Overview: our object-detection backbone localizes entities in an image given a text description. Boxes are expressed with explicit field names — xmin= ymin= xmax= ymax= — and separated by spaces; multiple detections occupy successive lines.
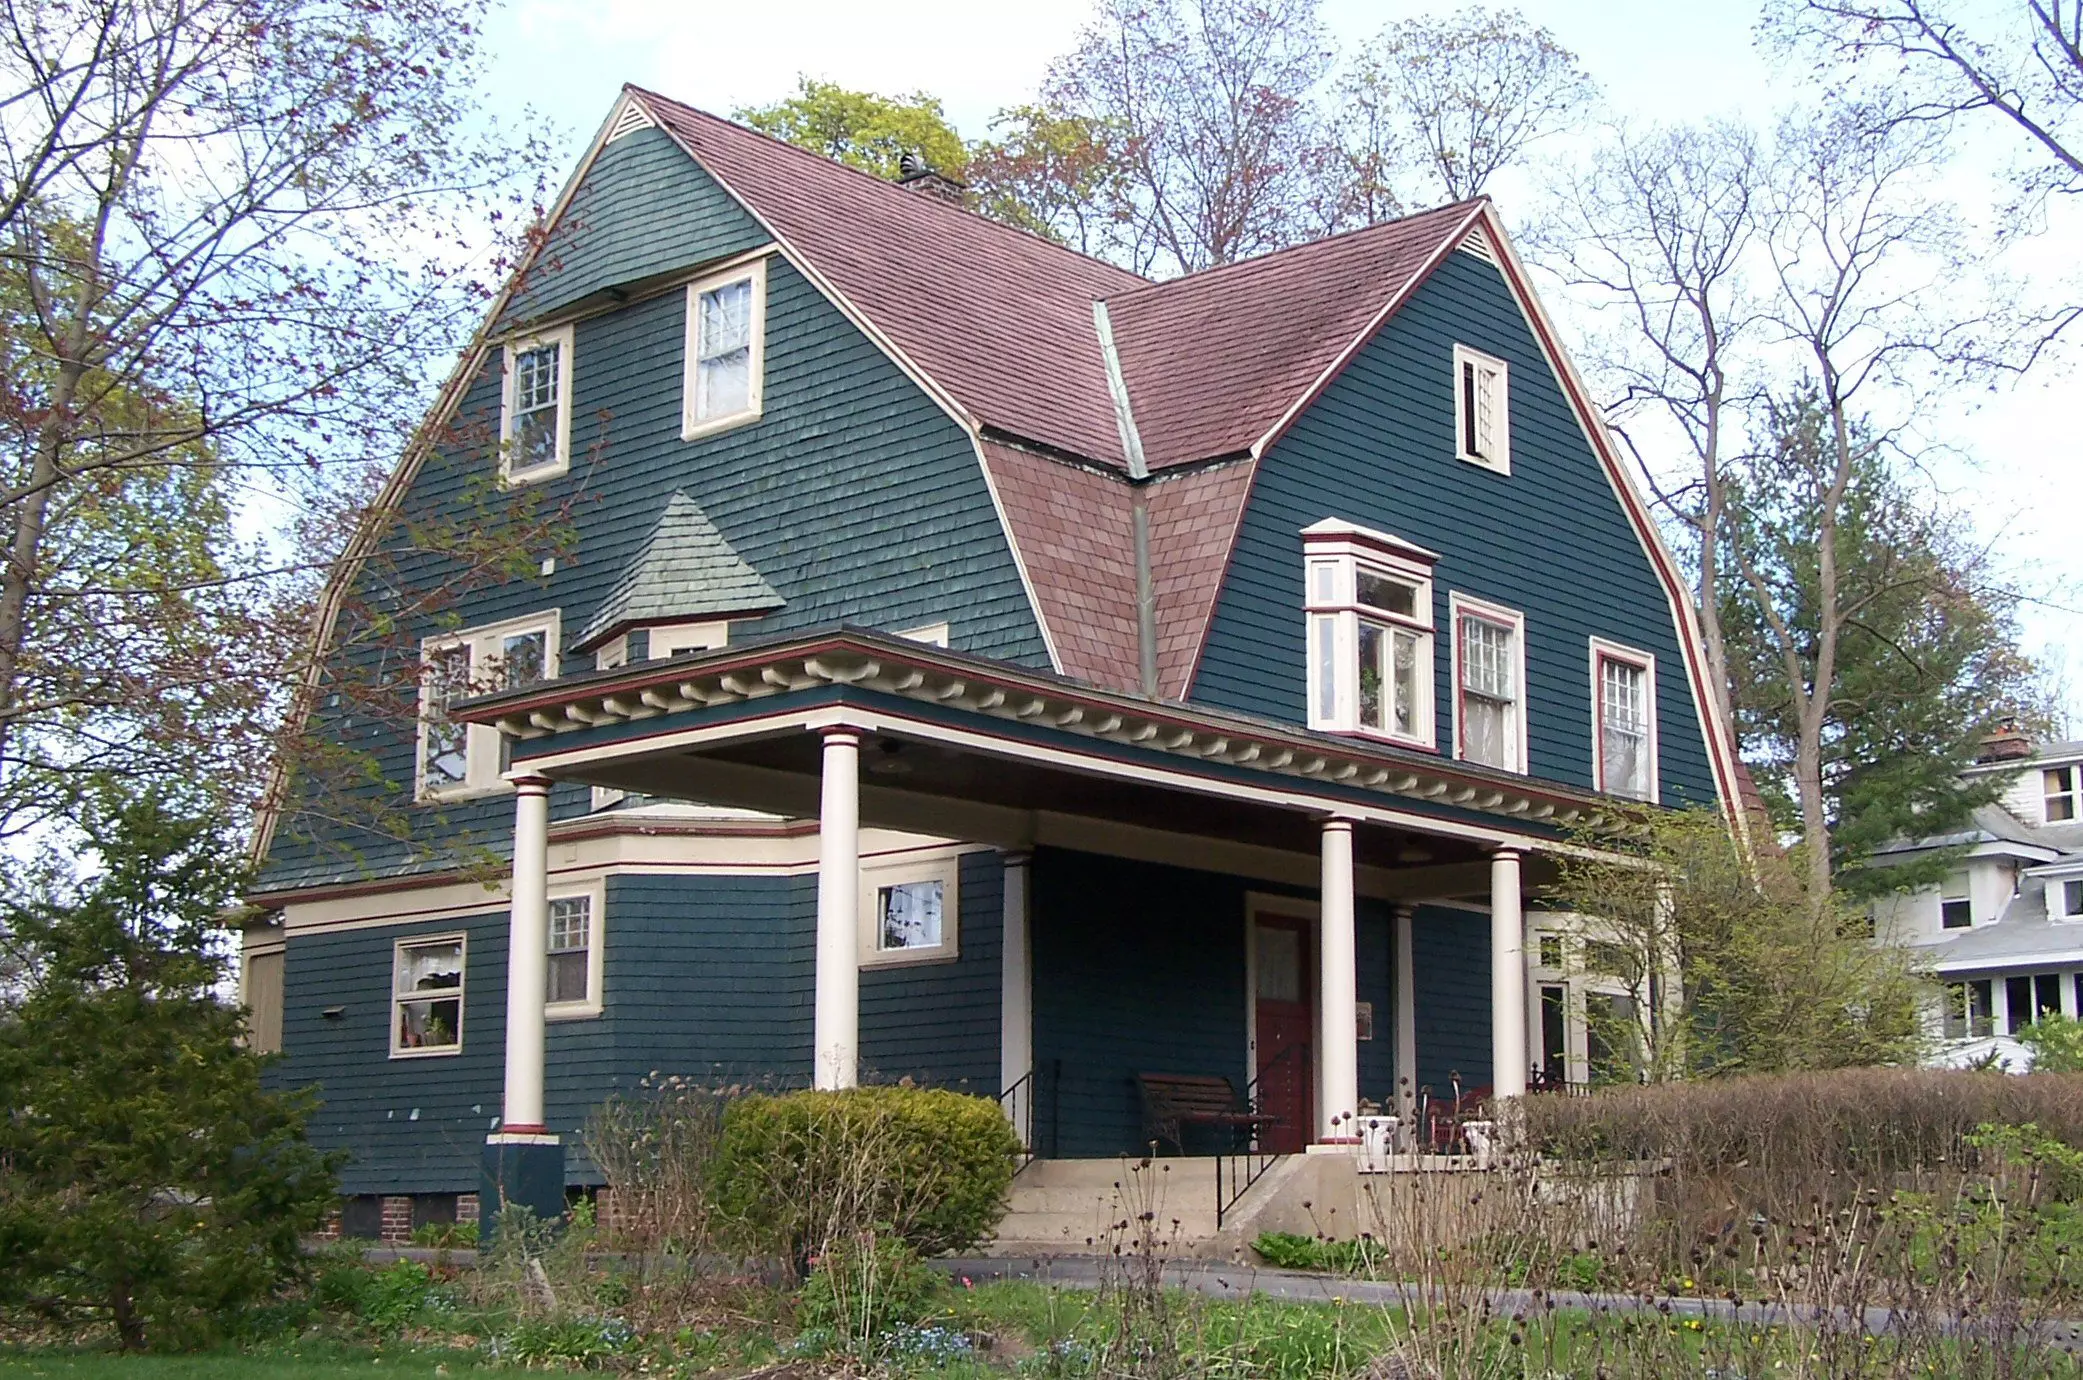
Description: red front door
xmin=1253 ymin=915 xmax=1315 ymax=1153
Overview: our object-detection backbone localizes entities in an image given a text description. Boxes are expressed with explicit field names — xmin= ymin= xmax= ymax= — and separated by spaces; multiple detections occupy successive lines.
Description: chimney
xmin=895 ymin=151 xmax=968 ymax=206
xmin=1977 ymin=718 xmax=2034 ymax=763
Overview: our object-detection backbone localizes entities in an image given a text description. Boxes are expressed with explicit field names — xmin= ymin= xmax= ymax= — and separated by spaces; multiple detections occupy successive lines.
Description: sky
xmin=474 ymin=0 xmax=2081 ymax=723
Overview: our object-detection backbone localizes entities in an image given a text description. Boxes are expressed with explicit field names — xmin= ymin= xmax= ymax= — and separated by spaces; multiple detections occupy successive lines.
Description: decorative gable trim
xmin=604 ymin=96 xmax=657 ymax=144
xmin=1457 ymin=225 xmax=1497 ymax=264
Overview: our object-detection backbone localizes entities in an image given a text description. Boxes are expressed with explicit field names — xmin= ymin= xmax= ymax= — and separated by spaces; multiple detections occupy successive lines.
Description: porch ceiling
xmin=457 ymin=626 xmax=1626 ymax=890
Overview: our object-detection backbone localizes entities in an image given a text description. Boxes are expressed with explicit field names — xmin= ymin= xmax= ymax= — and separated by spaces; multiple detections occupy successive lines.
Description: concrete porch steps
xmin=987 ymin=1156 xmax=1268 ymax=1259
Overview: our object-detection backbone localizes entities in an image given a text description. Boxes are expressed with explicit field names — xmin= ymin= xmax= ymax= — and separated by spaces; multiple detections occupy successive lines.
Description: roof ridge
xmin=624 ymin=84 xmax=1150 ymax=291
xmin=1106 ymin=199 xmax=1488 ymax=302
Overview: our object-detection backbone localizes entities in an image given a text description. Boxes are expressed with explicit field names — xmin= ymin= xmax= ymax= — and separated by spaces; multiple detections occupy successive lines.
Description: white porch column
xmin=814 ymin=728 xmax=862 ymax=1090
xmin=1318 ymin=818 xmax=1360 ymax=1142
xmin=501 ymin=776 xmax=553 ymax=1133
xmin=2063 ymin=971 xmax=2079 ymax=1021
xmin=1393 ymin=904 xmax=1418 ymax=1110
xmin=1000 ymin=851 xmax=1033 ymax=1146
xmin=1491 ymin=847 xmax=1528 ymax=1099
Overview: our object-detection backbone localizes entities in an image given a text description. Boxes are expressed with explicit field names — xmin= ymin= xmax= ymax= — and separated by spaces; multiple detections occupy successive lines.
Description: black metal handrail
xmin=1215 ymin=1041 xmax=1304 ymax=1227
xmin=997 ymin=1068 xmax=1037 ymax=1171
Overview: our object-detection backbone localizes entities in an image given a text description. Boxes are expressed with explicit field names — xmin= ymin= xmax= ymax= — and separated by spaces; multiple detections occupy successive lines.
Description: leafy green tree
xmin=0 ymin=789 xmax=340 ymax=1350
xmin=1721 ymin=392 xmax=2048 ymax=895
xmin=2018 ymin=1015 xmax=2083 ymax=1073
xmin=1550 ymin=807 xmax=1928 ymax=1081
xmin=966 ymin=104 xmax=1133 ymax=255
xmin=736 ymin=77 xmax=969 ymax=182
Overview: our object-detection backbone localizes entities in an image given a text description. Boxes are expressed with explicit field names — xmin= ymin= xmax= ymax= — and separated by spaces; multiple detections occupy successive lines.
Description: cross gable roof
xmin=575 ymin=491 xmax=783 ymax=651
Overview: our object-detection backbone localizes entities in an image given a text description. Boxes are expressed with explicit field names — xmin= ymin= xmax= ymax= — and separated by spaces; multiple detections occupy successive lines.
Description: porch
xmin=456 ymin=628 xmax=1631 ymax=1222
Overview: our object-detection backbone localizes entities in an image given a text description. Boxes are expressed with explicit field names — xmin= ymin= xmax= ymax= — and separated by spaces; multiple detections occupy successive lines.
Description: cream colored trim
xmin=857 ymin=848 xmax=964 ymax=968
xmin=1451 ymin=342 xmax=1510 ymax=475
xmin=647 ymin=620 xmax=731 ymax=659
xmin=282 ymin=830 xmax=984 ymax=936
xmin=390 ymin=932 xmax=467 ymax=1060
xmin=603 ymin=94 xmax=656 ymax=143
xmin=897 ymin=622 xmax=951 ymax=648
xmin=1588 ymin=637 xmax=1659 ymax=803
xmin=499 ymin=322 xmax=575 ymax=485
xmin=545 ymin=876 xmax=607 ymax=1020
xmin=681 ymin=256 xmax=768 ymax=440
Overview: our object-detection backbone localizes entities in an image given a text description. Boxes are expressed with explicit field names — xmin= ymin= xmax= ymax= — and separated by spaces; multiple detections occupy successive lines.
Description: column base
xmin=482 ymin=1133 xmax=565 ymax=1238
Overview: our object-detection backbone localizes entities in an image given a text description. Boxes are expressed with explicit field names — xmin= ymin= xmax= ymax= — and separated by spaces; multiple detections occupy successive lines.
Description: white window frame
xmin=417 ymin=610 xmax=561 ymax=802
xmin=2045 ymin=765 xmax=2080 ymax=824
xmin=1450 ymin=593 xmax=1528 ymax=775
xmin=1300 ymin=520 xmax=1437 ymax=749
xmin=1940 ymin=870 xmax=1973 ymax=930
xmin=390 ymin=933 xmax=467 ymax=1059
xmin=500 ymin=323 xmax=574 ymax=485
xmin=545 ymin=879 xmax=606 ymax=1020
xmin=646 ymin=620 xmax=731 ymax=660
xmin=1452 ymin=343 xmax=1510 ymax=475
xmin=897 ymin=622 xmax=951 ymax=647
xmin=1589 ymin=638 xmax=1658 ymax=802
xmin=682 ymin=257 xmax=768 ymax=441
xmin=858 ymin=851 xmax=962 ymax=968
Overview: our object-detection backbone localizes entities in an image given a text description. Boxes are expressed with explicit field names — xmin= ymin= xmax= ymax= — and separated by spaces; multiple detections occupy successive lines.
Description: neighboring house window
xmin=392 ymin=935 xmax=464 ymax=1057
xmin=1300 ymin=521 xmax=1438 ymax=747
xmin=501 ymin=324 xmax=573 ymax=484
xmin=683 ymin=257 xmax=768 ymax=439
xmin=1452 ymin=596 xmax=1526 ymax=773
xmin=1591 ymin=641 xmax=1656 ymax=801
xmin=2068 ymin=880 xmax=2083 ymax=917
xmin=1940 ymin=871 xmax=1972 ymax=930
xmin=858 ymin=853 xmax=961 ymax=966
xmin=1453 ymin=343 xmax=1509 ymax=473
xmin=546 ymin=887 xmax=602 ymax=1017
xmin=2046 ymin=766 xmax=2080 ymax=822
xmin=418 ymin=613 xmax=560 ymax=800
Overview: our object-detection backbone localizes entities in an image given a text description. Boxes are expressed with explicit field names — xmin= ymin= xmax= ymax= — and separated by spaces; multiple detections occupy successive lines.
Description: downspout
xmin=1093 ymin=301 xmax=1159 ymax=699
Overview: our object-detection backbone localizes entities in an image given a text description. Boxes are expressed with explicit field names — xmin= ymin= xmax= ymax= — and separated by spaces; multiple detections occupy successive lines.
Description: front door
xmin=1253 ymin=914 xmax=1315 ymax=1153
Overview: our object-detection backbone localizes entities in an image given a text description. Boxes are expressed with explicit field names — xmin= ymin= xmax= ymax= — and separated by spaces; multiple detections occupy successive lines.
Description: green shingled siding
xmin=278 ymin=858 xmax=1005 ymax=1195
xmin=1191 ymin=251 xmax=1720 ymax=808
xmin=262 ymin=133 xmax=1047 ymax=891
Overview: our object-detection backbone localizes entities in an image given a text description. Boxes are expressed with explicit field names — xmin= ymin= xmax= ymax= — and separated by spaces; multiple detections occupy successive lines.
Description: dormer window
xmin=1454 ymin=344 xmax=1509 ymax=473
xmin=1301 ymin=521 xmax=1437 ymax=748
xmin=501 ymin=325 xmax=573 ymax=484
xmin=684 ymin=257 xmax=768 ymax=439
xmin=1941 ymin=871 xmax=1972 ymax=929
xmin=2045 ymin=766 xmax=2079 ymax=823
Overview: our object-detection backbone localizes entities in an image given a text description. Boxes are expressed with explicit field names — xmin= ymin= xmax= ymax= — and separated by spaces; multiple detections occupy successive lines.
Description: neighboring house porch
xmin=457 ymin=627 xmax=1634 ymax=1224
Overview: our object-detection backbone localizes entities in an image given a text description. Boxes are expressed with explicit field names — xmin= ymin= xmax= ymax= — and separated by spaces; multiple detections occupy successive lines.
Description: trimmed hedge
xmin=713 ymin=1086 xmax=1020 ymax=1260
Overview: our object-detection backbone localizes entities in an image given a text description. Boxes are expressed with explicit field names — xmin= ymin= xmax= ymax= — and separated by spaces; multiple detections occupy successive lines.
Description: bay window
xmin=417 ymin=612 xmax=560 ymax=800
xmin=1452 ymin=596 xmax=1526 ymax=773
xmin=1300 ymin=520 xmax=1437 ymax=747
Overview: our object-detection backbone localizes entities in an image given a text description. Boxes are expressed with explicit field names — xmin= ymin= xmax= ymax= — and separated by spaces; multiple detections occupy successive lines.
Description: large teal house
xmin=244 ymin=87 xmax=1744 ymax=1234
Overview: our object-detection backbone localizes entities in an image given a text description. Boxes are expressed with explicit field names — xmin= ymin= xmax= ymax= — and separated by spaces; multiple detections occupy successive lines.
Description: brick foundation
xmin=457 ymin=1193 xmax=479 ymax=1227
xmin=379 ymin=1195 xmax=415 ymax=1245
xmin=313 ymin=1207 xmax=342 ymax=1242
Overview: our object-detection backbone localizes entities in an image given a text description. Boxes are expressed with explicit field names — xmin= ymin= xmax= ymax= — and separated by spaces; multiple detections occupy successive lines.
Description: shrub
xmin=714 ymin=1085 xmax=1020 ymax=1262
xmin=410 ymin=1220 xmax=479 ymax=1249
xmin=1250 ymin=1232 xmax=1385 ymax=1274
xmin=2019 ymin=1015 xmax=2083 ymax=1072
xmin=796 ymin=1231 xmax=941 ymax=1351
xmin=581 ymin=1077 xmax=737 ymax=1253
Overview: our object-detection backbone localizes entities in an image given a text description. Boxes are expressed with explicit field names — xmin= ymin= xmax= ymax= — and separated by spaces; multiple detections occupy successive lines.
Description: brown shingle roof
xmin=634 ymin=88 xmax=1144 ymax=467
xmin=624 ymin=88 xmax=1484 ymax=697
xmin=1102 ymin=202 xmax=1487 ymax=469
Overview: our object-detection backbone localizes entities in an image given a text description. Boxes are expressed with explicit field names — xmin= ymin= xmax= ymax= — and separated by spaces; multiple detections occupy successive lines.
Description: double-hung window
xmin=392 ymin=935 xmax=465 ymax=1057
xmin=1452 ymin=596 xmax=1526 ymax=773
xmin=418 ymin=612 xmax=560 ymax=800
xmin=2046 ymin=766 xmax=2080 ymax=823
xmin=1300 ymin=521 xmax=1436 ymax=747
xmin=1453 ymin=344 xmax=1509 ymax=473
xmin=1591 ymin=640 xmax=1657 ymax=801
xmin=546 ymin=885 xmax=603 ymax=1017
xmin=501 ymin=325 xmax=573 ymax=484
xmin=1940 ymin=871 xmax=1972 ymax=930
xmin=683 ymin=257 xmax=767 ymax=439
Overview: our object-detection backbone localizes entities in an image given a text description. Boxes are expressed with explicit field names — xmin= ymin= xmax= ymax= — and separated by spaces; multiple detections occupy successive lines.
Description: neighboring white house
xmin=1872 ymin=730 xmax=2083 ymax=1069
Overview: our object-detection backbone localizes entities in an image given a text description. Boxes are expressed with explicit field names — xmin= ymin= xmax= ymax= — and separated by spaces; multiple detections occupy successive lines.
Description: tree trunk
xmin=0 ymin=366 xmax=80 ymax=774
xmin=110 ymin=1276 xmax=144 ymax=1351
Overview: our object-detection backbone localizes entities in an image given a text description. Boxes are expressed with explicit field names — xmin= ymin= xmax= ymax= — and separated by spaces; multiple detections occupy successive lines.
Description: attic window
xmin=502 ymin=325 xmax=573 ymax=484
xmin=1453 ymin=344 xmax=1509 ymax=474
xmin=684 ymin=257 xmax=767 ymax=439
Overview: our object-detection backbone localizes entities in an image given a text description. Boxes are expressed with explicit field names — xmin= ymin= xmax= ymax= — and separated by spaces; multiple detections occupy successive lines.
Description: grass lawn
xmin=0 ymin=1344 xmax=491 ymax=1379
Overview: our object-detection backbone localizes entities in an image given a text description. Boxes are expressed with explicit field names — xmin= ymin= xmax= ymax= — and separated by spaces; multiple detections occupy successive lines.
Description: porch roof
xmin=457 ymin=627 xmax=1637 ymax=884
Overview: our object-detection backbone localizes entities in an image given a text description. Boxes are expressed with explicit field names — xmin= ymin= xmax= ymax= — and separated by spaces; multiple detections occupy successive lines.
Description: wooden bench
xmin=1136 ymin=1072 xmax=1272 ymax=1155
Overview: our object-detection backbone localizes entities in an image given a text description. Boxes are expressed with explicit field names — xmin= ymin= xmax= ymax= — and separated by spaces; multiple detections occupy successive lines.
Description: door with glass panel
xmin=1252 ymin=915 xmax=1314 ymax=1154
